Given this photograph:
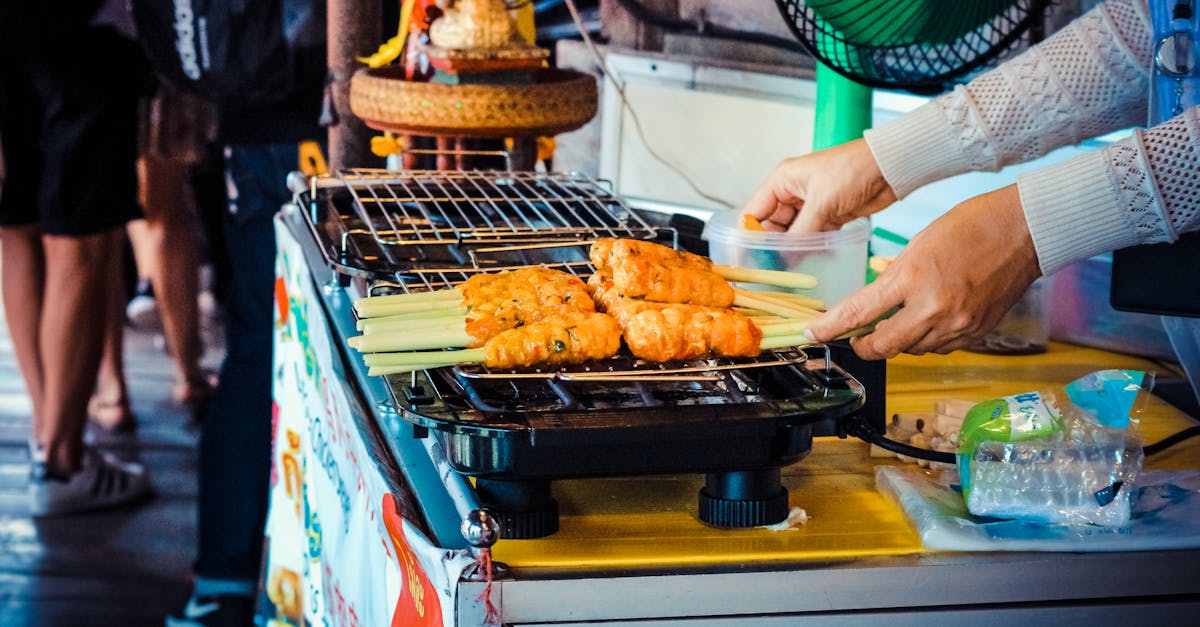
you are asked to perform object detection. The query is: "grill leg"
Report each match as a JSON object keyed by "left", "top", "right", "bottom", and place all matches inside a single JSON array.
[
  {"left": 698, "top": 468, "right": 790, "bottom": 528},
  {"left": 475, "top": 478, "right": 560, "bottom": 539}
]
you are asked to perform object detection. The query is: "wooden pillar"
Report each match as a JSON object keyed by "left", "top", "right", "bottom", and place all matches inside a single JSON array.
[{"left": 328, "top": 0, "right": 382, "bottom": 170}]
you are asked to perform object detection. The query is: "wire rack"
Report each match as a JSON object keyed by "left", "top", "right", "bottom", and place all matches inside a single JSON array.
[{"left": 302, "top": 169, "right": 660, "bottom": 276}]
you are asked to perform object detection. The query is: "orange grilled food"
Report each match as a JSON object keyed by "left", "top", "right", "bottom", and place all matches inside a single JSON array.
[
  {"left": 599, "top": 296, "right": 763, "bottom": 362},
  {"left": 460, "top": 266, "right": 594, "bottom": 345},
  {"left": 589, "top": 238, "right": 735, "bottom": 307},
  {"left": 482, "top": 311, "right": 622, "bottom": 369},
  {"left": 358, "top": 310, "right": 624, "bottom": 374},
  {"left": 590, "top": 237, "right": 713, "bottom": 273}
]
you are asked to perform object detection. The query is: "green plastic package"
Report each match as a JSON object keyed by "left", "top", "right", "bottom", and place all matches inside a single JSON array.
[{"left": 956, "top": 391, "right": 1063, "bottom": 501}]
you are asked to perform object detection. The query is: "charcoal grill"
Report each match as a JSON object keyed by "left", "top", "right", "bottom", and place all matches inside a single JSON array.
[{"left": 292, "top": 169, "right": 870, "bottom": 539}]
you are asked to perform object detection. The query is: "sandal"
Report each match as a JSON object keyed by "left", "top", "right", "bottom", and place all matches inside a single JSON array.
[{"left": 88, "top": 397, "right": 139, "bottom": 434}]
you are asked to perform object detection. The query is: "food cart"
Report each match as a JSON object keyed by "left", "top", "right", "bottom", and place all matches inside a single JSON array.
[
  {"left": 253, "top": 2, "right": 1200, "bottom": 623},
  {"left": 257, "top": 170, "right": 1200, "bottom": 626}
]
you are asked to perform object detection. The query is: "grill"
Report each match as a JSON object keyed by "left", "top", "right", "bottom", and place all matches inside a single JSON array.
[
  {"left": 298, "top": 169, "right": 658, "bottom": 276},
  {"left": 294, "top": 170, "right": 870, "bottom": 538}
]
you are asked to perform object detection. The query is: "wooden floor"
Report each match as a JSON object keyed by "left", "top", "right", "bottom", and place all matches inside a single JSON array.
[{"left": 0, "top": 281, "right": 226, "bottom": 626}]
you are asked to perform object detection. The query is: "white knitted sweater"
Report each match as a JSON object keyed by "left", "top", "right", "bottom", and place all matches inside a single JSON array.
[{"left": 863, "top": 0, "right": 1200, "bottom": 275}]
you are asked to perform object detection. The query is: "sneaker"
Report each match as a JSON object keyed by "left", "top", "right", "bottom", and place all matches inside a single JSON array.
[
  {"left": 29, "top": 447, "right": 154, "bottom": 517},
  {"left": 165, "top": 594, "right": 256, "bottom": 627},
  {"left": 126, "top": 278, "right": 161, "bottom": 330}
]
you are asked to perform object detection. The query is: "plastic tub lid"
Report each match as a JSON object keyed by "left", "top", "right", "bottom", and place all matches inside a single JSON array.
[{"left": 702, "top": 210, "right": 870, "bottom": 250}]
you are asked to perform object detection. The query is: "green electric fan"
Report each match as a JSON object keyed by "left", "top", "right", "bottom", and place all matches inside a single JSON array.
[{"left": 774, "top": 0, "right": 1054, "bottom": 149}]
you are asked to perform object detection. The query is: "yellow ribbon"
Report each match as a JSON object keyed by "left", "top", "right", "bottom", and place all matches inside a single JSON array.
[{"left": 357, "top": 0, "right": 418, "bottom": 68}]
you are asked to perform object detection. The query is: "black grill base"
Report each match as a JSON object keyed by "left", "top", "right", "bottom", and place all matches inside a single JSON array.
[{"left": 475, "top": 468, "right": 794, "bottom": 539}]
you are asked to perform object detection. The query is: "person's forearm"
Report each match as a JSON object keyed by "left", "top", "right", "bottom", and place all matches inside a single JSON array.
[
  {"left": 1019, "top": 105, "right": 1200, "bottom": 275},
  {"left": 865, "top": 0, "right": 1154, "bottom": 198}
]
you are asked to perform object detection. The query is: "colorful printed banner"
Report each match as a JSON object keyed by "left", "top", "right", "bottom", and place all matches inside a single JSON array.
[{"left": 263, "top": 218, "right": 474, "bottom": 627}]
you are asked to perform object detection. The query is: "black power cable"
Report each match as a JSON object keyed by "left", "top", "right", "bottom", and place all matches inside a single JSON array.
[
  {"left": 844, "top": 414, "right": 1200, "bottom": 464},
  {"left": 842, "top": 414, "right": 957, "bottom": 464},
  {"left": 1144, "top": 425, "right": 1200, "bottom": 456}
]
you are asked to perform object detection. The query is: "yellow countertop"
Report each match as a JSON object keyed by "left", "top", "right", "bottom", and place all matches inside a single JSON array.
[{"left": 490, "top": 343, "right": 1200, "bottom": 571}]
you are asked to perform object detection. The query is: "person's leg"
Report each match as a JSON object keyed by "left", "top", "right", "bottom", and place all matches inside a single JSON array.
[
  {"left": 90, "top": 231, "right": 135, "bottom": 432},
  {"left": 194, "top": 143, "right": 290, "bottom": 590},
  {"left": 38, "top": 228, "right": 122, "bottom": 474},
  {"left": 138, "top": 151, "right": 210, "bottom": 408},
  {"left": 124, "top": 217, "right": 160, "bottom": 329},
  {"left": 0, "top": 225, "right": 47, "bottom": 433}
]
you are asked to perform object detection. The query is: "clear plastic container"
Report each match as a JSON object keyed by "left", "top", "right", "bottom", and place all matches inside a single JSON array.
[{"left": 702, "top": 211, "right": 870, "bottom": 307}]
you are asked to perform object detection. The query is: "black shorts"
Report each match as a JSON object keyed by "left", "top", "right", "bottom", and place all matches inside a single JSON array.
[{"left": 0, "top": 27, "right": 145, "bottom": 236}]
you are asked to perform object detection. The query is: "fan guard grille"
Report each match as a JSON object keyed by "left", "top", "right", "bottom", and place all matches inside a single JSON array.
[{"left": 776, "top": 0, "right": 1054, "bottom": 94}]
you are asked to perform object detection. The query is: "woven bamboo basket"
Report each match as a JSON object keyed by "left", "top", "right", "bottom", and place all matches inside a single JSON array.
[{"left": 349, "top": 66, "right": 598, "bottom": 138}]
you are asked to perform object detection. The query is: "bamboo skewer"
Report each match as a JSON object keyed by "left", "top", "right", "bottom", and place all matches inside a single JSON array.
[{"left": 713, "top": 264, "right": 818, "bottom": 290}]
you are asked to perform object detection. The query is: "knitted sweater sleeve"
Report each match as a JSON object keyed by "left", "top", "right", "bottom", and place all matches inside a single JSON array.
[
  {"left": 863, "top": 0, "right": 1154, "bottom": 198},
  {"left": 1019, "top": 105, "right": 1200, "bottom": 274}
]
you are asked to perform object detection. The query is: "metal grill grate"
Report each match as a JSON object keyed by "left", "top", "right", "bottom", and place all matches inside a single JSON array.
[
  {"left": 302, "top": 169, "right": 658, "bottom": 276},
  {"left": 367, "top": 260, "right": 594, "bottom": 295}
]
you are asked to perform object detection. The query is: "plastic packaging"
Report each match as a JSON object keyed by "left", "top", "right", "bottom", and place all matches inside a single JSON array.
[
  {"left": 876, "top": 465, "right": 1200, "bottom": 552},
  {"left": 702, "top": 211, "right": 869, "bottom": 306},
  {"left": 956, "top": 370, "right": 1150, "bottom": 527}
]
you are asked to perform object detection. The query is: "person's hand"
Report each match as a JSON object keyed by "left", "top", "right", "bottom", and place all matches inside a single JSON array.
[
  {"left": 806, "top": 184, "right": 1042, "bottom": 360},
  {"left": 740, "top": 138, "right": 897, "bottom": 233}
]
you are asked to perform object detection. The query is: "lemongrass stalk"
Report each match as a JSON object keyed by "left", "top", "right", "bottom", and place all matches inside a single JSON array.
[
  {"left": 356, "top": 298, "right": 466, "bottom": 319},
  {"left": 834, "top": 324, "right": 875, "bottom": 341},
  {"left": 732, "top": 290, "right": 816, "bottom": 319},
  {"left": 358, "top": 288, "right": 462, "bottom": 306},
  {"left": 349, "top": 327, "right": 474, "bottom": 353},
  {"left": 355, "top": 306, "right": 463, "bottom": 329},
  {"left": 714, "top": 265, "right": 818, "bottom": 290},
  {"left": 369, "top": 364, "right": 449, "bottom": 377},
  {"left": 744, "top": 290, "right": 824, "bottom": 316},
  {"left": 759, "top": 333, "right": 815, "bottom": 350},
  {"left": 355, "top": 307, "right": 467, "bottom": 331},
  {"left": 364, "top": 348, "right": 486, "bottom": 368},
  {"left": 757, "top": 319, "right": 813, "bottom": 337},
  {"left": 733, "top": 306, "right": 774, "bottom": 317},
  {"left": 361, "top": 317, "right": 466, "bottom": 337},
  {"left": 759, "top": 291, "right": 826, "bottom": 311},
  {"left": 758, "top": 323, "right": 876, "bottom": 351}
]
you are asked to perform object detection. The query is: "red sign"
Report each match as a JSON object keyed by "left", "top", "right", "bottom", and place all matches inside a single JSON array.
[{"left": 382, "top": 493, "right": 443, "bottom": 627}]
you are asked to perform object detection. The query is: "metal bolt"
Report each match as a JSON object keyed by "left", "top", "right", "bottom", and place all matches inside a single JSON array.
[{"left": 461, "top": 509, "right": 501, "bottom": 547}]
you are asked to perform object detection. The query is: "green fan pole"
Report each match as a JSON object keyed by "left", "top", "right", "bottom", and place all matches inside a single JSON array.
[
  {"left": 812, "top": 63, "right": 873, "bottom": 151},
  {"left": 812, "top": 62, "right": 877, "bottom": 283}
]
